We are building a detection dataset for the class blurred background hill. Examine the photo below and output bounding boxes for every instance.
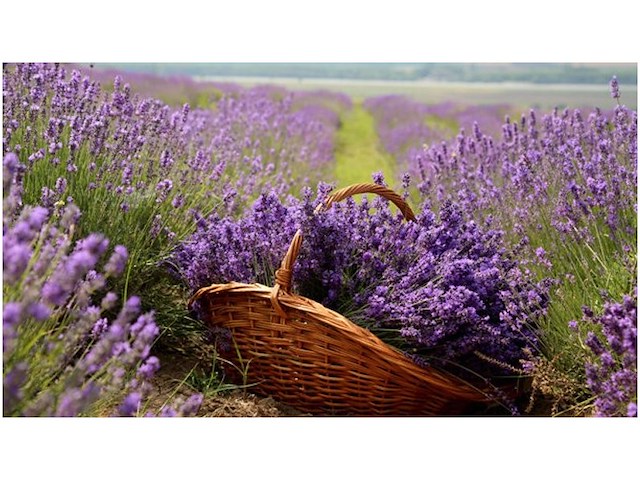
[91,62,637,84]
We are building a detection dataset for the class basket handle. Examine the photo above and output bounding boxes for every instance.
[270,183,416,317]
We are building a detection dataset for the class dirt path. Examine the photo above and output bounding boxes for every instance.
[334,102,396,187]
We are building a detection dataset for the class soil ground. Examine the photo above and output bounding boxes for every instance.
[146,343,307,417]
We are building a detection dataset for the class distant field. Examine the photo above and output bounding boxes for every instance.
[195,75,637,111]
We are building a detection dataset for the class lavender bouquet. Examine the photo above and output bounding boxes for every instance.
[174,173,549,384]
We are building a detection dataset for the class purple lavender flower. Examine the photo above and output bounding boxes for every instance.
[535,247,553,270]
[120,296,142,321]
[55,177,67,195]
[160,406,177,417]
[90,317,108,338]
[128,312,159,360]
[137,356,161,380]
[581,290,637,417]
[2,185,190,417]
[118,392,142,416]
[3,242,32,284]
[3,152,21,191]
[100,292,118,310]
[177,394,203,416]
[610,75,620,100]
[150,214,163,238]
[55,383,101,417]
[104,245,128,277]
[171,194,184,209]
[59,203,81,230]
[3,302,23,330]
[40,235,105,307]
[3,362,28,414]
[27,302,51,321]
[155,179,173,203]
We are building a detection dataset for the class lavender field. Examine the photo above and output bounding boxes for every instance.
[2,63,637,417]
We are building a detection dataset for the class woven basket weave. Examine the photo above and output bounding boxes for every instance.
[189,183,493,415]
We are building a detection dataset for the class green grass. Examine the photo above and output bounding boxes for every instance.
[334,101,396,187]
[424,114,459,138]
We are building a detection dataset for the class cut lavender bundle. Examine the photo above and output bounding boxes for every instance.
[175,174,549,383]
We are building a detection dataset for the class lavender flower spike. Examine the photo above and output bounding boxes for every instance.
[104,245,128,277]
[609,75,620,100]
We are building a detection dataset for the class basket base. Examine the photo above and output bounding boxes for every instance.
[216,351,495,416]
[193,283,498,416]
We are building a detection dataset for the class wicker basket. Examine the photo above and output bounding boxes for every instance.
[189,183,494,415]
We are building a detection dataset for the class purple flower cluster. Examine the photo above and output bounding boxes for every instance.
[3,63,344,230]
[71,64,229,108]
[201,84,342,208]
[610,75,620,101]
[363,96,509,167]
[451,103,512,138]
[3,156,201,417]
[409,105,637,242]
[177,175,549,380]
[580,291,637,417]
[173,188,300,289]
[363,95,435,162]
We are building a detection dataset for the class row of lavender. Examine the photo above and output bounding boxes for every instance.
[362,87,637,416]
[363,95,511,166]
[2,63,350,416]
